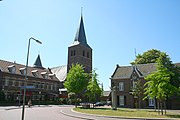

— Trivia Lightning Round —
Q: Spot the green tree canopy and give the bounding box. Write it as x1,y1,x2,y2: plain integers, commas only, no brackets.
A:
145,52,179,99
64,64,89,97
144,52,179,115
86,69,102,103
131,49,162,65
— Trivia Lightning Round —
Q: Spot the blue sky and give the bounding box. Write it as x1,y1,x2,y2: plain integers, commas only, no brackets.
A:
1,0,180,90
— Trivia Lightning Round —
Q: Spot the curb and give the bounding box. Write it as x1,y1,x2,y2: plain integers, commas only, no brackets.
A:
70,108,178,120
60,109,94,120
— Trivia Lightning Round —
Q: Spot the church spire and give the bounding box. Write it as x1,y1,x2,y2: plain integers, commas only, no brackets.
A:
72,14,91,48
33,54,43,69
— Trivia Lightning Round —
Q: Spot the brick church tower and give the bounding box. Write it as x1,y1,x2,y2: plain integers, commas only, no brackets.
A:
67,15,92,73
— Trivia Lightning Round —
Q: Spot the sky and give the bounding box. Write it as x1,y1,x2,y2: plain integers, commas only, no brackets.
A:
1,0,180,91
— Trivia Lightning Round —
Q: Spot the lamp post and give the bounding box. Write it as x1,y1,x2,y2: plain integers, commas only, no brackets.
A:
21,37,42,120
38,91,41,107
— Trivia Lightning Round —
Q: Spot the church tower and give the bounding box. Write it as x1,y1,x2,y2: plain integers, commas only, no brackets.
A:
67,15,92,73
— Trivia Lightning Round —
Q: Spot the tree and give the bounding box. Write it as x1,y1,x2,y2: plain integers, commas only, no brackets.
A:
131,49,162,65
86,70,102,107
144,52,178,115
130,80,143,109
64,64,89,107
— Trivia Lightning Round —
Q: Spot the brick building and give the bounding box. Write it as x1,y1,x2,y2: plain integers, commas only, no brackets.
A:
110,63,180,109
0,55,60,103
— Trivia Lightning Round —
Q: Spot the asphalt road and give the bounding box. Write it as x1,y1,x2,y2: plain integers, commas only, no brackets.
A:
1,105,178,120
0,105,130,120
0,105,80,120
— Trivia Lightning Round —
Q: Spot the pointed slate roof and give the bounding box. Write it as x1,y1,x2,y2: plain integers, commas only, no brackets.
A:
70,15,91,49
33,54,43,68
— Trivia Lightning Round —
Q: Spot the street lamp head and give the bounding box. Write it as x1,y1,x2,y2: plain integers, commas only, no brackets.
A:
30,37,42,44
35,39,42,44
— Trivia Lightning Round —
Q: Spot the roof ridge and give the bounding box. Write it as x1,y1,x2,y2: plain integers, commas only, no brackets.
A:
0,59,25,67
51,65,67,69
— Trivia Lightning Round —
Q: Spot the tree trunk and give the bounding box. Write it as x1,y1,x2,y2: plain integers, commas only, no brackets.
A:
157,100,160,115
75,97,77,108
164,101,166,115
160,101,163,115
154,98,156,112
138,97,141,109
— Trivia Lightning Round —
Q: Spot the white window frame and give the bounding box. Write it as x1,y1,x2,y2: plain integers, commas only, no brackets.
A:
119,82,124,91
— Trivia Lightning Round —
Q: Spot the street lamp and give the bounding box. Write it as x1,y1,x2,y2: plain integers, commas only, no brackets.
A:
21,37,42,120
38,91,41,107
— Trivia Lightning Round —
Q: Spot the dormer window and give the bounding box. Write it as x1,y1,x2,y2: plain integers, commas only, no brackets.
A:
49,74,55,79
32,70,39,77
19,67,26,75
8,65,16,74
41,72,48,79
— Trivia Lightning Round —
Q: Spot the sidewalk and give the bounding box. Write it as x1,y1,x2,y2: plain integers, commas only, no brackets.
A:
0,105,51,111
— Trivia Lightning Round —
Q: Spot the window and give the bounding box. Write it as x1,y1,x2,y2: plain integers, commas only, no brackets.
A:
18,81,21,87
19,67,26,75
34,83,38,89
119,82,124,91
133,81,137,89
87,52,89,58
83,50,85,56
51,85,53,90
71,50,73,56
9,80,13,86
38,83,41,89
41,72,48,79
119,96,125,106
8,65,16,74
5,79,9,86
74,50,76,56
49,74,54,79
32,70,39,77
42,83,45,89
48,84,51,90
12,80,15,86
149,97,155,107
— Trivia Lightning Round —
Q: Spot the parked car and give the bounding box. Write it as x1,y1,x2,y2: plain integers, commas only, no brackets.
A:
95,102,105,106
106,101,111,106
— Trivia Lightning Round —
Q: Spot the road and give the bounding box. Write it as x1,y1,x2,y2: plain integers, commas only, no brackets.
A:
0,105,132,120
0,105,81,120
3,105,178,120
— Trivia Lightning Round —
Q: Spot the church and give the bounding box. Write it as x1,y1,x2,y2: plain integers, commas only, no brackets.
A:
51,15,93,98
0,15,92,102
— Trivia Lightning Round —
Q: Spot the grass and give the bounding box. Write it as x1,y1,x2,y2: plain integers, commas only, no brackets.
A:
73,107,180,119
